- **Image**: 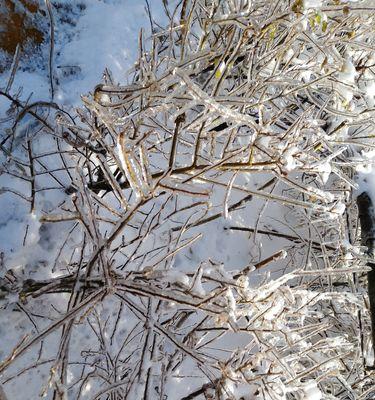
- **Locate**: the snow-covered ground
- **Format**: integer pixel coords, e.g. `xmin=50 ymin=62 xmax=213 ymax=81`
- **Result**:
xmin=1 ymin=0 xmax=162 ymax=107
xmin=0 ymin=0 xmax=161 ymax=265
xmin=0 ymin=1 xmax=161 ymax=398
xmin=1 ymin=0 xmax=375 ymax=399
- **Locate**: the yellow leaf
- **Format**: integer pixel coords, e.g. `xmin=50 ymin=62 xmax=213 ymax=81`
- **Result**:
xmin=269 ymin=24 xmax=277 ymax=40
xmin=314 ymin=143 xmax=323 ymax=152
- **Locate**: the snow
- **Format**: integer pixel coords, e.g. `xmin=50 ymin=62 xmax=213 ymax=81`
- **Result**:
xmin=53 ymin=0 xmax=161 ymax=105
xmin=356 ymin=150 xmax=375 ymax=202
xmin=0 ymin=1 xmax=162 ymax=110
xmin=300 ymin=381 xmax=322 ymax=400
xmin=1 ymin=1 xmax=375 ymax=399
xmin=304 ymin=0 xmax=323 ymax=8
xmin=0 ymin=2 xmax=154 ymax=397
xmin=0 ymin=0 xmax=156 ymax=264
xmin=365 ymin=80 xmax=375 ymax=107
xmin=339 ymin=58 xmax=357 ymax=85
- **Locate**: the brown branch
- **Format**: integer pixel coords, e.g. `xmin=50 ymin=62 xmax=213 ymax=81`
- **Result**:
xmin=225 ymin=226 xmax=337 ymax=251
xmin=357 ymin=191 xmax=375 ymax=366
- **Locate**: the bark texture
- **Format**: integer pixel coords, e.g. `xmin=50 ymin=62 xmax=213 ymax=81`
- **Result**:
xmin=357 ymin=192 xmax=375 ymax=358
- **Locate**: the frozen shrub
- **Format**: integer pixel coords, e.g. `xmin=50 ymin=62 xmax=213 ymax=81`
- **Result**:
xmin=1 ymin=0 xmax=375 ymax=399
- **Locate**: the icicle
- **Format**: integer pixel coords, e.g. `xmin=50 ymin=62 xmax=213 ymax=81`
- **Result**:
xmin=117 ymin=131 xmax=151 ymax=199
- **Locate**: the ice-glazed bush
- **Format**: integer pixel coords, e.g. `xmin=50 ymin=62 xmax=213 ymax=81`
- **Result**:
xmin=1 ymin=0 xmax=375 ymax=399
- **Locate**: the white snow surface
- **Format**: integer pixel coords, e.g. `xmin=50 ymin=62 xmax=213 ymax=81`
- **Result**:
xmin=1 ymin=0 xmax=163 ymax=109
xmin=0 ymin=1 xmax=158 ymax=398
xmin=53 ymin=0 xmax=165 ymax=105
xmin=0 ymin=0 xmax=159 ymax=265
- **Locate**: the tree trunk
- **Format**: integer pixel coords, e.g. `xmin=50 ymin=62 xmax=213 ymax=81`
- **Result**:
xmin=357 ymin=192 xmax=375 ymax=362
